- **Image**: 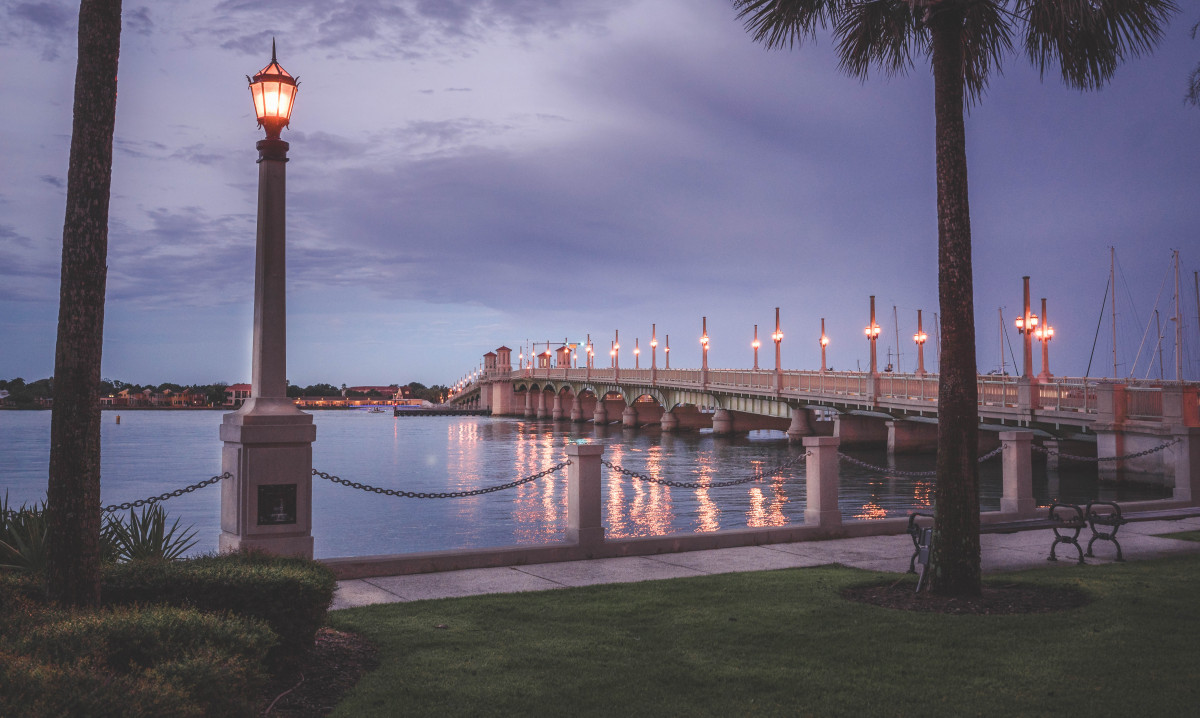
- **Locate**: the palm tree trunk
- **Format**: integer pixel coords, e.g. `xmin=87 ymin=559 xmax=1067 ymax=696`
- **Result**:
xmin=46 ymin=0 xmax=123 ymax=607
xmin=928 ymin=6 xmax=981 ymax=596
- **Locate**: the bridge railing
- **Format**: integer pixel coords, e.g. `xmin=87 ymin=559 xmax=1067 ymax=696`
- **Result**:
xmin=1126 ymin=387 xmax=1164 ymax=421
xmin=1036 ymin=379 xmax=1095 ymax=412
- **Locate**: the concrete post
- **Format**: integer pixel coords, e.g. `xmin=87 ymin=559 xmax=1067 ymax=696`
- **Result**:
xmin=551 ymin=392 xmax=564 ymax=421
xmin=803 ymin=436 xmax=841 ymax=527
xmin=660 ymin=409 xmax=678 ymax=432
xmin=1162 ymin=385 xmax=1200 ymax=427
xmin=566 ymin=443 xmax=605 ymax=546
xmin=1171 ymin=427 xmax=1200 ymax=502
xmin=711 ymin=408 xmax=733 ymax=435
xmin=219 ymin=135 xmax=316 ymax=559
xmin=1042 ymin=439 xmax=1061 ymax=472
xmin=1000 ymin=431 xmax=1037 ymax=516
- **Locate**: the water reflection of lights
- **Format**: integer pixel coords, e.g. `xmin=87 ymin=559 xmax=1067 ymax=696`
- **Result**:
xmin=694 ymin=453 xmax=720 ymax=533
xmin=853 ymin=501 xmax=889 ymax=521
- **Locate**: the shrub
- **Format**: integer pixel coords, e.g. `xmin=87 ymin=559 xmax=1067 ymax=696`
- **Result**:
xmin=0 ymin=496 xmax=48 ymax=573
xmin=103 ymin=505 xmax=198 ymax=562
xmin=102 ymin=551 xmax=336 ymax=670
xmin=12 ymin=605 xmax=273 ymax=717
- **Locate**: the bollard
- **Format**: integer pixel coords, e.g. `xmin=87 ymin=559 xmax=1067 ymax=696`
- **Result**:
xmin=1042 ymin=439 xmax=1061 ymax=472
xmin=803 ymin=436 xmax=841 ymax=527
xmin=1000 ymin=431 xmax=1037 ymax=516
xmin=566 ymin=443 xmax=605 ymax=547
xmin=115 ymin=415 xmax=120 ymax=424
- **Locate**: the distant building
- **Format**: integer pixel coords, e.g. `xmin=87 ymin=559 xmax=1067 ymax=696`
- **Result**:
xmin=225 ymin=384 xmax=252 ymax=407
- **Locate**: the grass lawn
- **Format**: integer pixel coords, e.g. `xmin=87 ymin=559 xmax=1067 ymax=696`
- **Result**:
xmin=1156 ymin=530 xmax=1200 ymax=543
xmin=329 ymin=556 xmax=1200 ymax=717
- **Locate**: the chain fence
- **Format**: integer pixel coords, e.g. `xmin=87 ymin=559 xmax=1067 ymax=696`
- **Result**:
xmin=837 ymin=445 xmax=1004 ymax=478
xmin=601 ymin=450 xmax=810 ymax=489
xmin=1032 ymin=438 xmax=1179 ymax=463
xmin=313 ymin=461 xmax=572 ymax=499
xmin=101 ymin=472 xmax=232 ymax=513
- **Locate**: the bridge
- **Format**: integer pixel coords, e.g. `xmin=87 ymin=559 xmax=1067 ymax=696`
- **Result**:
xmin=447 ymin=343 xmax=1200 ymax=489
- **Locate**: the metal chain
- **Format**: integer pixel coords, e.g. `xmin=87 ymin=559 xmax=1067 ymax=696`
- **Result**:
xmin=602 ymin=451 xmax=809 ymax=490
xmin=1032 ymin=438 xmax=1179 ymax=463
xmin=313 ymin=460 xmax=571 ymax=498
xmin=101 ymin=472 xmax=232 ymax=513
xmin=837 ymin=445 xmax=1003 ymax=478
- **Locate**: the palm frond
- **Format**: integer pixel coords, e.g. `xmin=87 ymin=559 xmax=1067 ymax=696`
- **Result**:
xmin=1020 ymin=0 xmax=1178 ymax=90
xmin=733 ymin=0 xmax=852 ymax=50
xmin=835 ymin=0 xmax=924 ymax=80
xmin=960 ymin=0 xmax=1015 ymax=103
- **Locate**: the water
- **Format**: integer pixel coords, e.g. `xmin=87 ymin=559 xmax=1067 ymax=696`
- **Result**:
xmin=0 ymin=410 xmax=1169 ymax=558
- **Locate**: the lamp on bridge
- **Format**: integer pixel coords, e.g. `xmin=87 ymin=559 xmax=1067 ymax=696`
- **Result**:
xmin=700 ymin=317 xmax=710 ymax=374
xmin=771 ymin=307 xmax=783 ymax=375
xmin=664 ymin=334 xmax=670 ymax=369
xmin=752 ymin=324 xmax=760 ymax=371
xmin=819 ymin=318 xmax=829 ymax=373
xmin=650 ymin=324 xmax=658 ymax=370
xmin=913 ymin=309 xmax=928 ymax=377
xmin=1015 ymin=276 xmax=1038 ymax=379
xmin=1033 ymin=297 xmax=1054 ymax=380
xmin=634 ymin=339 xmax=640 ymax=369
xmin=865 ymin=296 xmax=882 ymax=376
xmin=219 ymin=41 xmax=315 ymax=559
xmin=613 ymin=331 xmax=619 ymax=369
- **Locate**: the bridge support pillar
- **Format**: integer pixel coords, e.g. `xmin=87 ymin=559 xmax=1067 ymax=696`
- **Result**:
xmin=887 ymin=420 xmax=939 ymax=455
xmin=566 ymin=443 xmax=605 ymax=548
xmin=803 ymin=436 xmax=841 ymax=528
xmin=1000 ymin=431 xmax=1037 ymax=517
xmin=711 ymin=409 xmax=733 ymax=435
xmin=522 ymin=390 xmax=533 ymax=418
xmin=786 ymin=408 xmax=813 ymax=443
xmin=551 ymin=393 xmax=564 ymax=421
xmin=660 ymin=409 xmax=678 ymax=432
xmin=593 ymin=402 xmax=608 ymax=425
xmin=834 ymin=414 xmax=888 ymax=448
xmin=535 ymin=390 xmax=548 ymax=419
xmin=622 ymin=404 xmax=638 ymax=428
xmin=1042 ymin=439 xmax=1061 ymax=471
xmin=569 ymin=395 xmax=584 ymax=422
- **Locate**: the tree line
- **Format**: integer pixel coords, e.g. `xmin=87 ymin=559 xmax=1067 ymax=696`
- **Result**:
xmin=1 ymin=377 xmax=450 ymax=408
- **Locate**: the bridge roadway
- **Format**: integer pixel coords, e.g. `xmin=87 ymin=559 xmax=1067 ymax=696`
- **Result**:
xmin=448 ymin=361 xmax=1200 ymax=483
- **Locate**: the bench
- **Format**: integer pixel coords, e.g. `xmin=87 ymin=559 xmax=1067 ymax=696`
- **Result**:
xmin=1082 ymin=503 xmax=1200 ymax=561
xmin=908 ymin=504 xmax=1200 ymax=586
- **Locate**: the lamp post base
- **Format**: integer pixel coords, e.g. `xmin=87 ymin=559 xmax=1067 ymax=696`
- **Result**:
xmin=219 ymin=405 xmax=316 ymax=559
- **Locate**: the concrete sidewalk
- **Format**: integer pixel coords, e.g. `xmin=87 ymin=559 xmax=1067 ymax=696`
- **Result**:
xmin=331 ymin=517 xmax=1200 ymax=610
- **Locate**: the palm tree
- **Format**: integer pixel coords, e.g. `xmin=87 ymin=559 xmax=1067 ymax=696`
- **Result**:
xmin=1188 ymin=19 xmax=1199 ymax=106
xmin=46 ymin=0 xmax=124 ymax=607
xmin=733 ymin=0 xmax=1176 ymax=596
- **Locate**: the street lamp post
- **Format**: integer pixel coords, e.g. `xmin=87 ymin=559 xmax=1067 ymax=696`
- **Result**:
xmin=613 ymin=330 xmax=620 ymax=381
xmin=634 ymin=338 xmax=640 ymax=369
xmin=752 ymin=324 xmax=760 ymax=371
xmin=1015 ymin=276 xmax=1039 ymax=379
xmin=664 ymin=334 xmax=670 ymax=369
xmin=914 ymin=309 xmax=928 ymax=377
xmin=220 ymin=42 xmax=315 ymax=559
xmin=650 ymin=324 xmax=658 ymax=384
xmin=865 ymin=296 xmax=881 ymax=400
xmin=819 ymin=318 xmax=829 ymax=373
xmin=771 ymin=307 xmax=783 ymax=393
xmin=700 ymin=317 xmax=709 ymax=386
xmin=1034 ymin=297 xmax=1054 ymax=380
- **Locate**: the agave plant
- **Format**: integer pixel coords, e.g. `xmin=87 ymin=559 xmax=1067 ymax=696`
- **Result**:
xmin=0 ymin=494 xmax=48 ymax=573
xmin=105 ymin=505 xmax=198 ymax=563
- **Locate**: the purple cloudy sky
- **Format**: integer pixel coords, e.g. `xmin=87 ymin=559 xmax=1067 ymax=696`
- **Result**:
xmin=2 ymin=0 xmax=1198 ymax=387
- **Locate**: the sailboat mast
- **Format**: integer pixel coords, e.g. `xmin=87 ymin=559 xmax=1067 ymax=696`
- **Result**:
xmin=1174 ymin=249 xmax=1182 ymax=382
xmin=1155 ymin=310 xmax=1164 ymax=380
xmin=1110 ymin=247 xmax=1118 ymax=378
xmin=999 ymin=307 xmax=1005 ymax=376
xmin=893 ymin=305 xmax=901 ymax=372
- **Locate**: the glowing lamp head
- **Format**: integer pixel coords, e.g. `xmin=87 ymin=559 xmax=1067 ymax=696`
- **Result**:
xmin=752 ymin=339 xmax=760 ymax=349
xmin=650 ymin=339 xmax=657 ymax=348
xmin=865 ymin=324 xmax=881 ymax=339
xmin=634 ymin=346 xmax=640 ymax=355
xmin=772 ymin=330 xmax=783 ymax=342
xmin=700 ymin=334 xmax=709 ymax=347
xmin=913 ymin=330 xmax=927 ymax=345
xmin=247 ymin=40 xmax=298 ymax=140
xmin=820 ymin=334 xmax=829 ymax=347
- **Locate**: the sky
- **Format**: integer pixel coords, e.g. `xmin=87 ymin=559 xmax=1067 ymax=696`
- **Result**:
xmin=1 ymin=0 xmax=1198 ymax=388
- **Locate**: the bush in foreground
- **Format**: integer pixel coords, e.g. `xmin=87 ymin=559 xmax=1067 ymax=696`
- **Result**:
xmin=102 ymin=550 xmax=336 ymax=670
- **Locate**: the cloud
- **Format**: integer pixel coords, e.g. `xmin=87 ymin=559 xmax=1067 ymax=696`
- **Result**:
xmin=2 ymin=2 xmax=74 ymax=59
xmin=39 ymin=175 xmax=64 ymax=189
xmin=201 ymin=0 xmax=622 ymax=60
